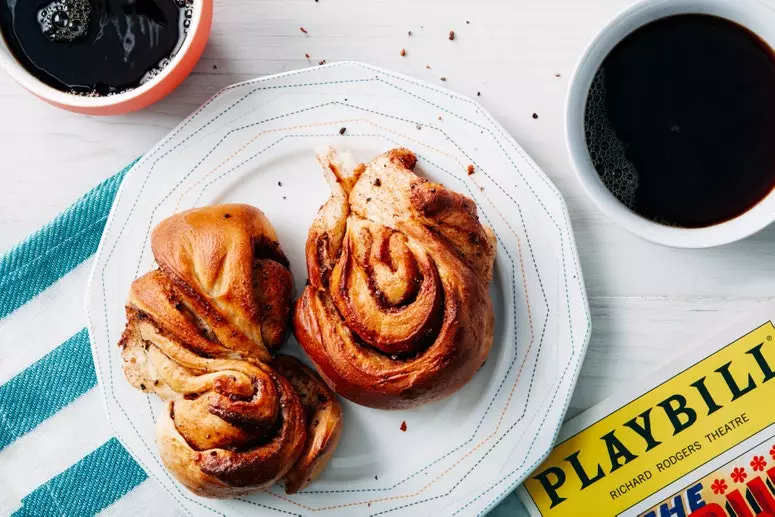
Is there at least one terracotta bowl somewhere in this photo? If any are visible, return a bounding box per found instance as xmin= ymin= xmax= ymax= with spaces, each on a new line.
xmin=0 ymin=0 xmax=213 ymax=115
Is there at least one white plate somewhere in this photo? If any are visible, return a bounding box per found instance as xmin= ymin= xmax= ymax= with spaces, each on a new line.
xmin=85 ymin=62 xmax=591 ymax=517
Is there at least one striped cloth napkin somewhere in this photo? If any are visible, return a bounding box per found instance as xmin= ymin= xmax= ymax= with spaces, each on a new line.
xmin=0 ymin=162 xmax=184 ymax=517
xmin=0 ymin=163 xmax=525 ymax=517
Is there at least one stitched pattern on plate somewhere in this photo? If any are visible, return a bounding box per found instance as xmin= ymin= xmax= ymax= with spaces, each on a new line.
xmin=88 ymin=62 xmax=590 ymax=516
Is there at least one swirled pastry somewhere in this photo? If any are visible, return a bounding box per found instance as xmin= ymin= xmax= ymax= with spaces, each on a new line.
xmin=294 ymin=148 xmax=496 ymax=410
xmin=118 ymin=204 xmax=341 ymax=498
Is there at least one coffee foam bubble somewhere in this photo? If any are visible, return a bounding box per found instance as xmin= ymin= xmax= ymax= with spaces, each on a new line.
xmin=38 ymin=0 xmax=91 ymax=42
xmin=584 ymin=68 xmax=639 ymax=210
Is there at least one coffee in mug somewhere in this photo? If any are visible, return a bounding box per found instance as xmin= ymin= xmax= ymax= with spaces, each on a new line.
xmin=584 ymin=14 xmax=775 ymax=228
xmin=0 ymin=0 xmax=193 ymax=97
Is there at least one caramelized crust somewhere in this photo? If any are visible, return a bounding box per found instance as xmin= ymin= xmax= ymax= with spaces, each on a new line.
xmin=274 ymin=355 xmax=342 ymax=494
xmin=118 ymin=204 xmax=342 ymax=498
xmin=294 ymin=149 xmax=496 ymax=410
xmin=120 ymin=303 xmax=306 ymax=497
xmin=151 ymin=204 xmax=291 ymax=359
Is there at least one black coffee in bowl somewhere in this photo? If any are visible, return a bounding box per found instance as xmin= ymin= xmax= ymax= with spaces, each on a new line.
xmin=585 ymin=14 xmax=775 ymax=228
xmin=0 ymin=0 xmax=192 ymax=96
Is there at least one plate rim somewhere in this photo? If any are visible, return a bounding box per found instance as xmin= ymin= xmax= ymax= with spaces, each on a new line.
xmin=84 ymin=60 xmax=592 ymax=516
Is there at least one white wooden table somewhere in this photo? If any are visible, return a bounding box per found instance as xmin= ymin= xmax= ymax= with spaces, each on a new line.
xmin=1 ymin=0 xmax=773 ymax=514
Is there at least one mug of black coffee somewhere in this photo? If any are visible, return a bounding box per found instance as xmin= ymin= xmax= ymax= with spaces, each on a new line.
xmin=567 ymin=0 xmax=775 ymax=248
xmin=0 ymin=0 xmax=212 ymax=114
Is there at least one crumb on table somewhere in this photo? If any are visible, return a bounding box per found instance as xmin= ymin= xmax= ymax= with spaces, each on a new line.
xmin=400 ymin=421 xmax=407 ymax=432
xmin=300 ymin=27 xmax=308 ymax=34
xmin=467 ymin=164 xmax=475 ymax=175
xmin=532 ymin=113 xmax=539 ymax=119
xmin=400 ymin=48 xmax=407 ymax=57
xmin=449 ymin=30 xmax=455 ymax=40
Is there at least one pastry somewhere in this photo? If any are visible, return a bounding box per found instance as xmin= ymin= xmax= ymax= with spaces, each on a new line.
xmin=294 ymin=148 xmax=497 ymax=410
xmin=118 ymin=204 xmax=342 ymax=497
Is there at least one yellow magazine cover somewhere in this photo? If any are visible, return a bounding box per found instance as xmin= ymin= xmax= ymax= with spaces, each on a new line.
xmin=518 ymin=303 xmax=775 ymax=517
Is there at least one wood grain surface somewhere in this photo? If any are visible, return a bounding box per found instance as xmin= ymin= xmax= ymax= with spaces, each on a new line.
xmin=1 ymin=1 xmax=773 ymax=514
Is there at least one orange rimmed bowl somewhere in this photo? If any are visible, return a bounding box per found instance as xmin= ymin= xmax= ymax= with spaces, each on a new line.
xmin=0 ymin=0 xmax=213 ymax=115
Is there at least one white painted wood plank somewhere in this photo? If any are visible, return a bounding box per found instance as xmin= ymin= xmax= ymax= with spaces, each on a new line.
xmin=0 ymin=6 xmax=774 ymax=515
xmin=570 ymin=297 xmax=775 ymax=418
xmin=0 ymin=0 xmax=624 ymax=249
xmin=2 ymin=0 xmax=773 ymax=297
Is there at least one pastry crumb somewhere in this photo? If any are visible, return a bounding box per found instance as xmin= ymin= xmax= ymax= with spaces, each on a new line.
xmin=400 ymin=48 xmax=407 ymax=57
xmin=426 ymin=64 xmax=431 ymax=69
xmin=339 ymin=127 xmax=346 ymax=135
xmin=319 ymin=59 xmax=326 ymax=65
xmin=467 ymin=164 xmax=475 ymax=175
xmin=440 ymin=76 xmax=447 ymax=82
xmin=300 ymin=27 xmax=308 ymax=34
xmin=400 ymin=421 xmax=407 ymax=432
xmin=305 ymin=53 xmax=310 ymax=58
xmin=554 ymin=73 xmax=561 ymax=78
xmin=449 ymin=30 xmax=455 ymax=40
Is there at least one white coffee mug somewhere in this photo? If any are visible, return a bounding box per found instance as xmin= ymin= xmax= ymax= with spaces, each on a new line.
xmin=566 ymin=0 xmax=775 ymax=248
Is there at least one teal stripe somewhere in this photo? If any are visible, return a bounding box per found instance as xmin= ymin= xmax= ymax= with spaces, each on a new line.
xmin=0 ymin=329 xmax=96 ymax=450
xmin=12 ymin=437 xmax=147 ymax=517
xmin=0 ymin=160 xmax=135 ymax=320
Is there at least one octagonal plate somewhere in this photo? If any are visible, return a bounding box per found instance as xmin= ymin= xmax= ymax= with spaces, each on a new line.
xmin=85 ymin=62 xmax=590 ymax=517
